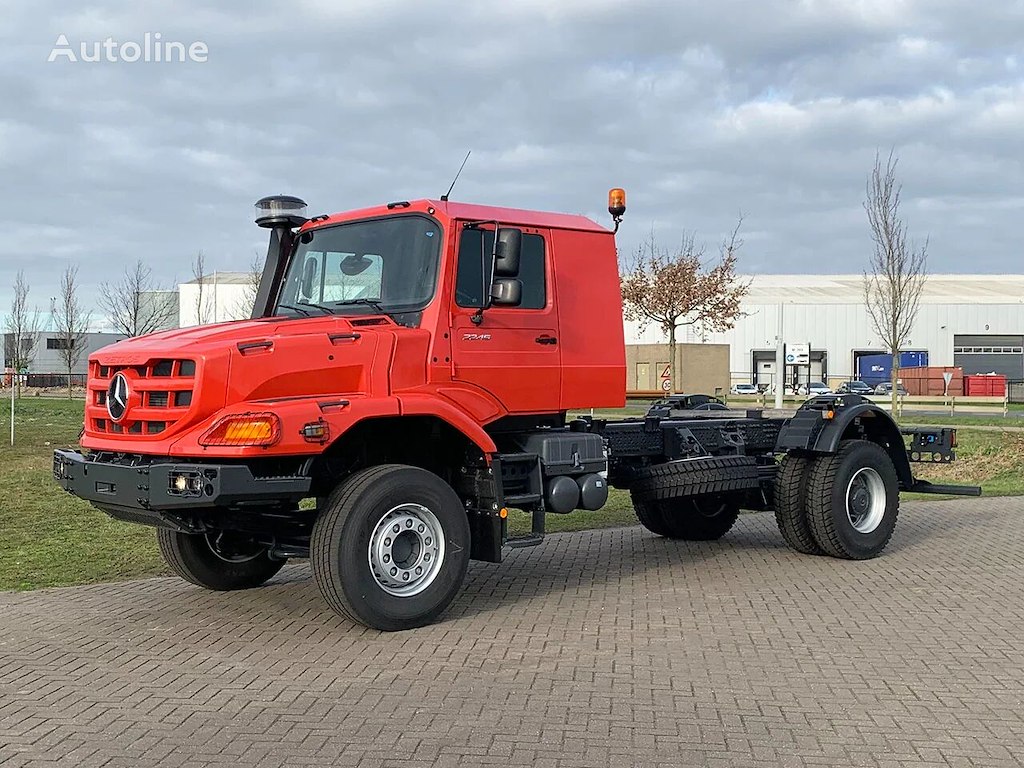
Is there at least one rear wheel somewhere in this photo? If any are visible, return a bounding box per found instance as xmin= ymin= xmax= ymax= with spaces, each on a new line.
xmin=157 ymin=529 xmax=285 ymax=590
xmin=773 ymin=453 xmax=825 ymax=555
xmin=311 ymin=464 xmax=470 ymax=631
xmin=805 ymin=440 xmax=899 ymax=559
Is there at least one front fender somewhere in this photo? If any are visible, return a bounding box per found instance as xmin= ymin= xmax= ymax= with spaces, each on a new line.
xmin=397 ymin=393 xmax=498 ymax=455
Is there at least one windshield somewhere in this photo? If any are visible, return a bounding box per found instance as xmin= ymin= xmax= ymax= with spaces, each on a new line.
xmin=275 ymin=215 xmax=441 ymax=320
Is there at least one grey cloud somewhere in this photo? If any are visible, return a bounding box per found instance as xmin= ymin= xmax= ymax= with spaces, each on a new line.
xmin=1 ymin=0 xmax=1022 ymax=322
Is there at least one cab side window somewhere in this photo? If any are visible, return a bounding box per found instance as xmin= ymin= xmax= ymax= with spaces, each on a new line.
xmin=455 ymin=229 xmax=546 ymax=309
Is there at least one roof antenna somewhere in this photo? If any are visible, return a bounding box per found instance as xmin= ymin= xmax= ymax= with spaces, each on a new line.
xmin=440 ymin=150 xmax=471 ymax=202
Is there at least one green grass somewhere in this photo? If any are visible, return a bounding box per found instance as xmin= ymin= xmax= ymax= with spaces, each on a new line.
xmin=898 ymin=413 xmax=1023 ymax=429
xmin=0 ymin=397 xmax=165 ymax=590
xmin=0 ymin=397 xmax=1018 ymax=591
xmin=508 ymin=489 xmax=636 ymax=536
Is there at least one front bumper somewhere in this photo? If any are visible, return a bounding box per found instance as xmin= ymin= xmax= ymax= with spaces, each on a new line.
xmin=53 ymin=449 xmax=311 ymax=523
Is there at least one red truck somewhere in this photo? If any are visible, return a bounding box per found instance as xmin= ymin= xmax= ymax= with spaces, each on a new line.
xmin=53 ymin=191 xmax=978 ymax=630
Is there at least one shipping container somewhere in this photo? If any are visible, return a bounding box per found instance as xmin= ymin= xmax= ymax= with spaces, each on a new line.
xmin=964 ymin=374 xmax=1007 ymax=397
xmin=899 ymin=366 xmax=963 ymax=396
xmin=856 ymin=351 xmax=929 ymax=387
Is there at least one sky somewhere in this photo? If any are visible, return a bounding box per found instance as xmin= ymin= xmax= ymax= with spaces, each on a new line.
xmin=1 ymin=0 xmax=1022 ymax=328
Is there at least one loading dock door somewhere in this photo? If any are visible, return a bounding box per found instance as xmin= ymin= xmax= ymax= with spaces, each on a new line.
xmin=953 ymin=335 xmax=1024 ymax=379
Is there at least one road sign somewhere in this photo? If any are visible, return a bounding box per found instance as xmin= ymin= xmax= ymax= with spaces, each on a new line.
xmin=661 ymin=379 xmax=672 ymax=392
xmin=787 ymin=342 xmax=810 ymax=365
xmin=660 ymin=364 xmax=671 ymax=379
xmin=943 ymin=371 xmax=953 ymax=395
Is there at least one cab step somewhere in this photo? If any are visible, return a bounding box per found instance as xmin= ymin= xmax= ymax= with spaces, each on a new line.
xmin=505 ymin=506 xmax=545 ymax=549
xmin=506 ymin=534 xmax=545 ymax=549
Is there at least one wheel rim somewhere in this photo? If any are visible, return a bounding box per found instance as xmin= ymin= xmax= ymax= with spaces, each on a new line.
xmin=367 ymin=504 xmax=445 ymax=597
xmin=845 ymin=467 xmax=886 ymax=533
xmin=204 ymin=532 xmax=265 ymax=563
xmin=694 ymin=499 xmax=729 ymax=518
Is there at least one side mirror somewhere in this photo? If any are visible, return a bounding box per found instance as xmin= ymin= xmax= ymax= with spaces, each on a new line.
xmin=490 ymin=278 xmax=522 ymax=306
xmin=300 ymin=257 xmax=318 ymax=298
xmin=493 ymin=228 xmax=522 ymax=277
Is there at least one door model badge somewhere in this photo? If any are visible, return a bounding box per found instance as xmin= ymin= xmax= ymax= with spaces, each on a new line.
xmin=462 ymin=333 xmax=492 ymax=341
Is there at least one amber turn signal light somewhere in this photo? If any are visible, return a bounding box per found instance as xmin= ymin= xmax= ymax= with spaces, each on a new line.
xmin=200 ymin=413 xmax=281 ymax=447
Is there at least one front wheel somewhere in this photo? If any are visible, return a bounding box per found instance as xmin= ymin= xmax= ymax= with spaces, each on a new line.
xmin=805 ymin=440 xmax=899 ymax=559
xmin=311 ymin=464 xmax=471 ymax=631
xmin=157 ymin=529 xmax=285 ymax=590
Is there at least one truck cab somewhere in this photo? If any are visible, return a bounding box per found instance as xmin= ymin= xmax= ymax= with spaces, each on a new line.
xmin=55 ymin=195 xmax=627 ymax=630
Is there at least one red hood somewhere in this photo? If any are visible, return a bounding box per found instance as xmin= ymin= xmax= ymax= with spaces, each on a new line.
xmin=91 ymin=316 xmax=358 ymax=361
xmin=81 ymin=315 xmax=412 ymax=454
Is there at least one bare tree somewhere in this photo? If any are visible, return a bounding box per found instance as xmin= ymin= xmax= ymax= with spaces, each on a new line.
xmin=99 ymin=260 xmax=178 ymax=337
xmin=621 ymin=220 xmax=748 ymax=392
xmin=4 ymin=271 xmax=42 ymax=397
xmin=49 ymin=265 xmax=91 ymax=398
xmin=862 ymin=150 xmax=928 ymax=412
xmin=191 ymin=250 xmax=214 ymax=325
xmin=235 ymin=250 xmax=264 ymax=319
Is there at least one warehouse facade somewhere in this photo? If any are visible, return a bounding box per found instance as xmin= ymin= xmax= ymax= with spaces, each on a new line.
xmin=171 ymin=271 xmax=1024 ymax=393
xmin=624 ymin=275 xmax=1024 ymax=390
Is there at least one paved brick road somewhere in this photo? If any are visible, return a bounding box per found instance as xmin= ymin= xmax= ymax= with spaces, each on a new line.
xmin=1 ymin=497 xmax=1023 ymax=767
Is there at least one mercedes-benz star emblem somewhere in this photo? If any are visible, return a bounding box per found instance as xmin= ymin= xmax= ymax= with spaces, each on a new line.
xmin=107 ymin=373 xmax=130 ymax=422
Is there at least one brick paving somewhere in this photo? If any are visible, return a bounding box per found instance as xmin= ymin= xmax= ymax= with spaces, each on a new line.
xmin=1 ymin=497 xmax=1023 ymax=767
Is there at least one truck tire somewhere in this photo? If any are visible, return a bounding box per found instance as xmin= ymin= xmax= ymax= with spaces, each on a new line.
xmin=311 ymin=464 xmax=471 ymax=631
xmin=664 ymin=496 xmax=740 ymax=540
xmin=772 ymin=454 xmax=825 ymax=555
xmin=156 ymin=529 xmax=284 ymax=590
xmin=632 ymin=498 xmax=674 ymax=536
xmin=632 ymin=495 xmax=739 ymax=540
xmin=805 ymin=440 xmax=899 ymax=559
xmin=631 ymin=456 xmax=760 ymax=503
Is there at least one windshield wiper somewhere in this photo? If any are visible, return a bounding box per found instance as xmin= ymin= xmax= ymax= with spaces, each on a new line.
xmin=332 ymin=298 xmax=390 ymax=315
xmin=277 ymin=302 xmax=336 ymax=316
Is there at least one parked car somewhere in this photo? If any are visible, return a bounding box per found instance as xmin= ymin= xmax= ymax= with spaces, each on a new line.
xmin=836 ymin=380 xmax=873 ymax=395
xmin=730 ymin=383 xmax=759 ymax=395
xmin=873 ymin=381 xmax=909 ymax=396
xmin=647 ymin=394 xmax=729 ymax=417
xmin=797 ymin=381 xmax=832 ymax=397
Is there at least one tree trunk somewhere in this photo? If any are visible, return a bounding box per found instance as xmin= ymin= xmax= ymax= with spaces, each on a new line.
xmin=669 ymin=325 xmax=677 ymax=394
xmin=891 ymin=350 xmax=899 ymax=415
xmin=67 ymin=359 xmax=73 ymax=400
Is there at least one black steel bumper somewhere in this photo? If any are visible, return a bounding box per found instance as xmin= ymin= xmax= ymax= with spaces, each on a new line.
xmin=52 ymin=449 xmax=311 ymax=519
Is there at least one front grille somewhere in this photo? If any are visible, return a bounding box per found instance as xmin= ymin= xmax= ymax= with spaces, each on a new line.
xmin=86 ymin=358 xmax=197 ymax=438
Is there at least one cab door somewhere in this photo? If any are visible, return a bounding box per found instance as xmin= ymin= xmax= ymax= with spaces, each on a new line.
xmin=450 ymin=226 xmax=560 ymax=414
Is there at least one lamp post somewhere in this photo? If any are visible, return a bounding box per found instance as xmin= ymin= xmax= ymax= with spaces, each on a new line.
xmin=774 ymin=303 xmax=784 ymax=410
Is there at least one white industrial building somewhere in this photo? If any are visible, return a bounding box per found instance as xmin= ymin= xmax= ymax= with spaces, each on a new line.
xmin=178 ymin=272 xmax=257 ymax=327
xmin=625 ymin=275 xmax=1024 ymax=388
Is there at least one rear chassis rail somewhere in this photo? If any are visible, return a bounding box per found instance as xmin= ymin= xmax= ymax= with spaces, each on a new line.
xmin=589 ymin=394 xmax=980 ymax=498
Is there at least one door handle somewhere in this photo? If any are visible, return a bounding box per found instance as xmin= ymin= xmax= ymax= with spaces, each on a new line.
xmin=535 ymin=335 xmax=557 ymax=345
